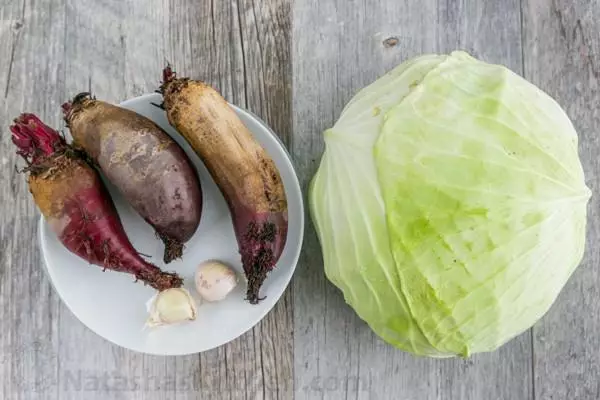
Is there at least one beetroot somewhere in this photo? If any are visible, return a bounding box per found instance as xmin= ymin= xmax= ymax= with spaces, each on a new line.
xmin=62 ymin=93 xmax=202 ymax=263
xmin=159 ymin=67 xmax=288 ymax=304
xmin=10 ymin=114 xmax=182 ymax=291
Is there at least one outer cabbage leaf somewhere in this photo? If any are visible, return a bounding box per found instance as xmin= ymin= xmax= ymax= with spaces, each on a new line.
xmin=310 ymin=54 xmax=449 ymax=356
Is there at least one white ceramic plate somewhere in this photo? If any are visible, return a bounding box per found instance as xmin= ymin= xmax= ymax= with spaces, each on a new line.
xmin=39 ymin=93 xmax=303 ymax=355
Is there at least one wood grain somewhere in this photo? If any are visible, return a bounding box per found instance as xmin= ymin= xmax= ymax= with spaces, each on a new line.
xmin=0 ymin=1 xmax=64 ymax=399
xmin=57 ymin=3 xmax=173 ymax=399
xmin=1 ymin=0 xmax=292 ymax=399
xmin=522 ymin=0 xmax=600 ymax=399
xmin=2 ymin=0 xmax=600 ymax=398
xmin=166 ymin=1 xmax=293 ymax=399
xmin=291 ymin=1 xmax=531 ymax=399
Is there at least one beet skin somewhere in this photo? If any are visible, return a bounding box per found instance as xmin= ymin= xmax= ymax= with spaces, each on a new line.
xmin=10 ymin=114 xmax=182 ymax=291
xmin=63 ymin=93 xmax=202 ymax=263
xmin=160 ymin=67 xmax=288 ymax=303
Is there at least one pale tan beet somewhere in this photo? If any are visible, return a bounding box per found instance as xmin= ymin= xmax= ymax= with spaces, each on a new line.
xmin=160 ymin=67 xmax=288 ymax=304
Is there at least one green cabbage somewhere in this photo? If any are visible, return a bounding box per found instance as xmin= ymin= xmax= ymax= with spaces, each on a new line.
xmin=309 ymin=51 xmax=591 ymax=357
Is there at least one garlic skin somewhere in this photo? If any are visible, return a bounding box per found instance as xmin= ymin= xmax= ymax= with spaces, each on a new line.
xmin=195 ymin=260 xmax=238 ymax=302
xmin=146 ymin=288 xmax=197 ymax=327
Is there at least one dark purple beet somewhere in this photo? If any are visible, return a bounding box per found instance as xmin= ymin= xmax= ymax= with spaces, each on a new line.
xmin=63 ymin=93 xmax=202 ymax=263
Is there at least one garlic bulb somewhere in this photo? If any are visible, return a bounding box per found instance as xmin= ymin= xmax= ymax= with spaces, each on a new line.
xmin=195 ymin=260 xmax=238 ymax=302
xmin=146 ymin=288 xmax=197 ymax=327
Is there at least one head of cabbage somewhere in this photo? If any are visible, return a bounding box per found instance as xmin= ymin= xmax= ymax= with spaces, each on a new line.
xmin=309 ymin=51 xmax=591 ymax=357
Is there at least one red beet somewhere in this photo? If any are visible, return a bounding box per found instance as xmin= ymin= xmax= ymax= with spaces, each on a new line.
xmin=10 ymin=114 xmax=182 ymax=291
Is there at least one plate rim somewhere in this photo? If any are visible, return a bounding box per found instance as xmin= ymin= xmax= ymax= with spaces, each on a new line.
xmin=38 ymin=93 xmax=304 ymax=356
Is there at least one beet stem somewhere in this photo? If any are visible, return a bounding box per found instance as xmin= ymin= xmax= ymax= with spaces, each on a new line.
xmin=10 ymin=114 xmax=67 ymax=163
xmin=62 ymin=92 xmax=95 ymax=126
xmin=162 ymin=65 xmax=176 ymax=85
xmin=61 ymin=101 xmax=72 ymax=115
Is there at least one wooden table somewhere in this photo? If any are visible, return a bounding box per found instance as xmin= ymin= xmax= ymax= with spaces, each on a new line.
xmin=1 ymin=0 xmax=599 ymax=399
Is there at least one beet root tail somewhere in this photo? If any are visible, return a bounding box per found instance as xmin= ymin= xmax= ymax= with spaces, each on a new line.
xmin=159 ymin=234 xmax=184 ymax=264
xmin=240 ymin=236 xmax=276 ymax=304
xmin=137 ymin=267 xmax=183 ymax=291
xmin=245 ymin=267 xmax=269 ymax=305
xmin=238 ymin=212 xmax=288 ymax=304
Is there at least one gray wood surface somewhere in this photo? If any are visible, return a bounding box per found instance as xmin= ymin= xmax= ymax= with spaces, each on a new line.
xmin=1 ymin=1 xmax=292 ymax=399
xmin=523 ymin=1 xmax=600 ymax=399
xmin=292 ymin=1 xmax=531 ymax=400
xmin=0 ymin=0 xmax=598 ymax=399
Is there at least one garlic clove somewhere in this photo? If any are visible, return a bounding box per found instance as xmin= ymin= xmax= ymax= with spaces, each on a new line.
xmin=146 ymin=288 xmax=197 ymax=327
xmin=195 ymin=260 xmax=238 ymax=302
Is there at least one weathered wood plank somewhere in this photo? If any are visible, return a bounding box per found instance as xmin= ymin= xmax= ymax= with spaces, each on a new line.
xmin=291 ymin=1 xmax=532 ymax=399
xmin=58 ymin=1 xmax=175 ymax=399
xmin=166 ymin=1 xmax=293 ymax=399
xmin=522 ymin=1 xmax=600 ymax=399
xmin=0 ymin=0 xmax=292 ymax=399
xmin=4 ymin=0 xmax=598 ymax=398
xmin=0 ymin=1 xmax=65 ymax=399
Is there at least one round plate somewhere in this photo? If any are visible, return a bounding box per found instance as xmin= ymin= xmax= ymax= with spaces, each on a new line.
xmin=39 ymin=93 xmax=303 ymax=355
